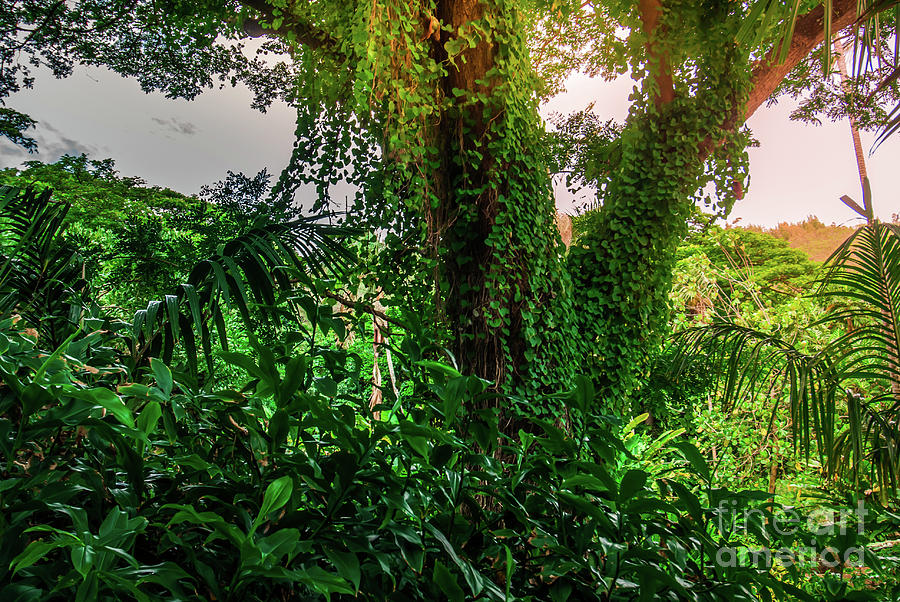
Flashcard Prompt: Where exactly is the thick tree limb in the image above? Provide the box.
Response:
[698,0,859,161]
[745,0,859,120]
[638,0,675,106]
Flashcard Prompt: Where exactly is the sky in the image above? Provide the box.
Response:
[1,65,898,228]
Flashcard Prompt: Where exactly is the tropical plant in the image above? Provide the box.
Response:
[6,0,900,414]
[0,185,87,348]
[4,305,889,601]
[0,183,355,379]
[1,156,299,309]
[676,220,900,496]
[4,179,898,600]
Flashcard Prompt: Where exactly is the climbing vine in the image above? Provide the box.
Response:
[269,0,578,418]
[254,0,851,422]
[568,0,753,412]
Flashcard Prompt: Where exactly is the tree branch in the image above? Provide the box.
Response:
[638,0,675,106]
[321,291,405,334]
[746,0,859,120]
[238,0,340,53]
[699,0,859,162]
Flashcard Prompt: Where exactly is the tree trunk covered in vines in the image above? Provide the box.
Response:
[426,0,576,405]
[248,0,859,417]
[567,108,709,408]
[567,0,859,412]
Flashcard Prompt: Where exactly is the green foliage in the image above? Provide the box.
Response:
[3,179,896,601]
[672,226,822,326]
[0,185,88,348]
[273,0,579,402]
[0,107,37,151]
[568,16,753,410]
[546,111,622,210]
[632,346,711,436]
[199,168,299,233]
[0,182,354,383]
[678,221,900,497]
[632,226,829,498]
[2,310,878,601]
[1,155,223,307]
[6,2,900,598]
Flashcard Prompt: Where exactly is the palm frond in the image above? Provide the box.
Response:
[0,185,87,345]
[0,184,357,378]
[124,217,357,375]
[675,221,900,493]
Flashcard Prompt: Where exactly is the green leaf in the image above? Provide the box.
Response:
[618,469,648,504]
[571,374,594,414]
[416,360,461,380]
[268,409,289,449]
[137,400,162,436]
[668,480,703,524]
[399,421,430,458]
[70,544,95,577]
[671,441,711,484]
[71,388,134,428]
[622,413,649,436]
[314,377,337,398]
[117,383,151,398]
[433,560,465,602]
[150,357,173,398]
[296,565,354,596]
[219,352,263,379]
[325,548,361,593]
[11,540,74,574]
[279,355,307,405]
[257,528,301,563]
[253,476,293,531]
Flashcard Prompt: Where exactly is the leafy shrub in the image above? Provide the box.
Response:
[3,313,893,600]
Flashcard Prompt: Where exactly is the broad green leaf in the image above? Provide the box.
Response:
[254,476,293,531]
[150,357,173,398]
[11,540,74,574]
[313,376,337,397]
[71,388,134,428]
[432,560,464,602]
[268,409,289,450]
[571,374,594,414]
[137,401,162,436]
[416,360,461,379]
[618,469,648,504]
[622,413,649,437]
[671,441,711,484]
[325,548,360,593]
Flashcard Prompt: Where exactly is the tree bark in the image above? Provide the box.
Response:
[428,0,575,396]
[745,0,859,121]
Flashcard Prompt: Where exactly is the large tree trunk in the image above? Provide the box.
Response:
[427,0,576,403]
[569,0,861,411]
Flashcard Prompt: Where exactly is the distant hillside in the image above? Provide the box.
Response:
[740,217,858,262]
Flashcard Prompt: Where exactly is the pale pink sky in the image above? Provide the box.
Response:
[544,73,900,227]
[1,67,897,228]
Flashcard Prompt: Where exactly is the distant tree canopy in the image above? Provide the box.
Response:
[747,217,860,262]
[0,155,272,307]
[2,1,898,416]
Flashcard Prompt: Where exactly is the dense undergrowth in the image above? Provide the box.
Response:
[3,311,894,601]
[2,160,900,600]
